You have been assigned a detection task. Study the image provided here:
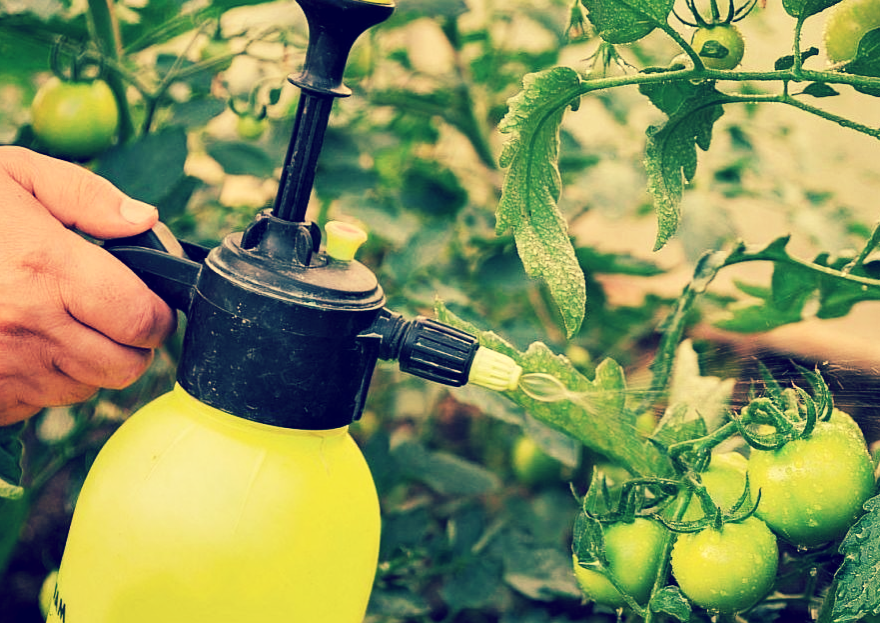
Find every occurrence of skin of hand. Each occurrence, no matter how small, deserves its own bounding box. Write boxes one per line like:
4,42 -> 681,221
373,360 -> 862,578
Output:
0,146 -> 176,424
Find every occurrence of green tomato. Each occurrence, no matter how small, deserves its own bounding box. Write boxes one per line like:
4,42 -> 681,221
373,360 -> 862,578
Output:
823,0 -> 880,63
747,416 -> 875,548
236,114 -> 267,140
511,435 -> 561,487
671,516 -> 778,613
31,77 -> 119,160
573,518 -> 667,607
691,24 -> 746,70
681,452 -> 749,521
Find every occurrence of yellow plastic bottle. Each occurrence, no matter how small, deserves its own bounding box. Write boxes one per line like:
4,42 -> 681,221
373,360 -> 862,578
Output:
46,384 -> 380,623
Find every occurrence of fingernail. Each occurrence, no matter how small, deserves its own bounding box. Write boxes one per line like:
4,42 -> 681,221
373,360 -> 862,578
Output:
120,198 -> 158,224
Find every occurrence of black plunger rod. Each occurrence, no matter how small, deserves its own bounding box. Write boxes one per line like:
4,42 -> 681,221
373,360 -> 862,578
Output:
272,0 -> 395,223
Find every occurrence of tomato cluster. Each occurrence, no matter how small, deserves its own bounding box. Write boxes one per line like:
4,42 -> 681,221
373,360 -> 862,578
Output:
573,395 -> 877,616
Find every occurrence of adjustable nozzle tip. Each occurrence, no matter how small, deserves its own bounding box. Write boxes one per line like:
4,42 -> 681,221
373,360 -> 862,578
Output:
468,347 -> 522,392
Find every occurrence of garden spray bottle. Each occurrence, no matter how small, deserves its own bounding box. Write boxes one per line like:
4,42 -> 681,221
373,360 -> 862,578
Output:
45,1 -> 522,621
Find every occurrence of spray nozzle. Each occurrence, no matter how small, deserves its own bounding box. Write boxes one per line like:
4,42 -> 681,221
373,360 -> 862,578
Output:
368,310 -> 521,391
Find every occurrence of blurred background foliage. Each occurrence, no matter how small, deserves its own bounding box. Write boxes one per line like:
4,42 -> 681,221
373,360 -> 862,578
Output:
1,0 -> 879,620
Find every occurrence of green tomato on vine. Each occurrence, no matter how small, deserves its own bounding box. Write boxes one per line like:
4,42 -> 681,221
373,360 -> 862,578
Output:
823,0 -> 880,63
671,516 -> 778,613
746,413 -> 875,548
31,77 -> 119,160
691,24 -> 746,69
573,517 -> 667,608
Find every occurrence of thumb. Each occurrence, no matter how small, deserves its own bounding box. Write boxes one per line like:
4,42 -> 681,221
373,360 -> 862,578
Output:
1,147 -> 159,239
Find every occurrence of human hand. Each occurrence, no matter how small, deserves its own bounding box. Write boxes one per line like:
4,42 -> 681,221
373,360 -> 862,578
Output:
0,147 -> 177,424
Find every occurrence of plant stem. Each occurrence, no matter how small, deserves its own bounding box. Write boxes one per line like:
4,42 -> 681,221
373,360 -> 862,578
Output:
87,0 -> 135,143
843,222 -> 880,274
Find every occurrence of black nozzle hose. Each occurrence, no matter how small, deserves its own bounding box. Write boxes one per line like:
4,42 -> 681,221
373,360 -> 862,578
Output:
272,0 -> 395,223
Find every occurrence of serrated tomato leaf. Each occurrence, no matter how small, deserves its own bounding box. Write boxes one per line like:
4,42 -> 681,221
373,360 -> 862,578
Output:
832,495 -> 880,622
497,67 -> 586,337
716,239 -> 880,333
580,0 -> 674,44
436,302 -> 673,477
650,586 -> 692,621
644,84 -> 729,250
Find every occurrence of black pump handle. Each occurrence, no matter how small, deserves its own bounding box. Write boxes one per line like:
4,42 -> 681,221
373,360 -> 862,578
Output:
272,0 -> 395,223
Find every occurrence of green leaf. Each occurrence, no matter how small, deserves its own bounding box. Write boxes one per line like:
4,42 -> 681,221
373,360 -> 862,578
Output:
95,127 -> 188,206
639,73 -> 703,116
802,83 -> 839,98
774,47 -> 820,70
571,506 -> 608,567
436,303 -> 673,477
716,239 -> 880,332
441,556 -> 505,611
497,67 -> 586,337
0,424 -> 24,500
580,0 -> 674,44
845,30 -> 880,97
205,140 -> 276,177
650,586 -> 692,621
504,546 -> 582,601
644,84 -> 728,250
392,439 -> 501,496
782,0 -> 842,19
832,495 -> 880,622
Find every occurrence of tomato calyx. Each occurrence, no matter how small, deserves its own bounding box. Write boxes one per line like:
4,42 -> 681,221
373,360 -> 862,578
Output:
674,0 -> 758,27
733,366 -> 833,451
655,469 -> 759,534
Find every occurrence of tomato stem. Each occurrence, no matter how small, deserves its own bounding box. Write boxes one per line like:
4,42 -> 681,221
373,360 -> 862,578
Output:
86,0 -> 134,143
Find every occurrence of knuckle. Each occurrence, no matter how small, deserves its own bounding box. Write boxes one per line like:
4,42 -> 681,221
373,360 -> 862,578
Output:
117,300 -> 168,347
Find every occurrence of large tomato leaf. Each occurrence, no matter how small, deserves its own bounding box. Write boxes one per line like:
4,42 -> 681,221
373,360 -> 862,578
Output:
782,0 -> 842,19
643,83 -> 729,250
715,238 -> 880,333
580,0 -> 675,44
831,495 -> 880,622
437,303 -> 673,477
496,67 -> 586,337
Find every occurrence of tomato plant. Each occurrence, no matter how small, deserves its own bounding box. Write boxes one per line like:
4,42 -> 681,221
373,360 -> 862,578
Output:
747,415 -> 876,548
4,0 -> 880,621
30,77 -> 118,160
573,518 -> 668,608
670,516 -> 778,613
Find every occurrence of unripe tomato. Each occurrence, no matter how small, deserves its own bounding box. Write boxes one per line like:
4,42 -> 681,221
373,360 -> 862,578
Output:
681,452 -> 749,521
671,516 -> 778,612
573,518 -> 667,607
511,435 -> 561,486
823,0 -> 880,63
236,114 -> 267,140
747,416 -> 875,548
691,24 -> 746,70
31,77 -> 119,160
